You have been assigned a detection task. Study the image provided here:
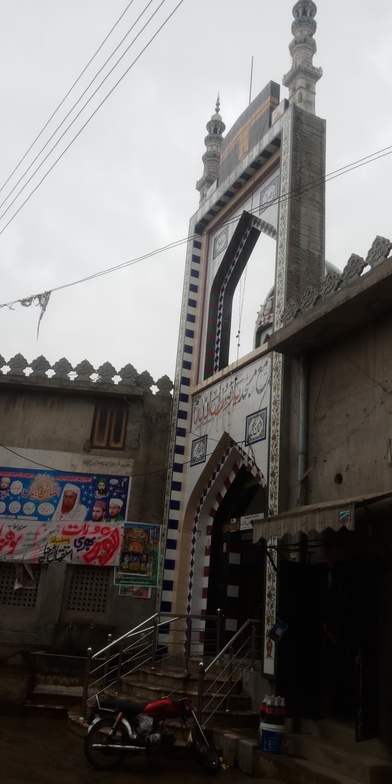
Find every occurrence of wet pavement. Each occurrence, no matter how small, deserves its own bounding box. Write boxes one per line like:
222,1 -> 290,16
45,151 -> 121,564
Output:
0,711 -> 281,784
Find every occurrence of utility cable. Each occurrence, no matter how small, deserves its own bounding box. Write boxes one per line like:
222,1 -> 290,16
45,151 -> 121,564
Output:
0,0 -> 137,196
0,0 -> 183,230
0,142 -> 390,309
0,0 -> 157,213
0,436 -> 232,478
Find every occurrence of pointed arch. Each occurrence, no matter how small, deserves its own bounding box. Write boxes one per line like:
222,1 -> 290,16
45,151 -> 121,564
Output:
185,435 -> 266,619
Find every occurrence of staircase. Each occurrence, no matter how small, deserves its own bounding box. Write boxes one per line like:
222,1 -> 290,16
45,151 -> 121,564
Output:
22,614 -> 392,783
116,661 -> 257,728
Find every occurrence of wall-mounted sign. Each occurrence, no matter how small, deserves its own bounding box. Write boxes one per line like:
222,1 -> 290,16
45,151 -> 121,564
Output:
114,523 -> 161,587
0,465 -> 131,565
0,519 -> 124,565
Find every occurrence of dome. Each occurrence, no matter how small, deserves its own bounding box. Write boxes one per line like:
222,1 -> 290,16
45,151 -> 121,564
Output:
254,260 -> 342,347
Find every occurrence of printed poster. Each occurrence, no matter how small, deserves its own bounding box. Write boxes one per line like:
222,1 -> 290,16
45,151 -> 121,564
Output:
0,520 -> 124,565
118,585 -> 151,599
0,466 -> 130,565
114,523 -> 160,587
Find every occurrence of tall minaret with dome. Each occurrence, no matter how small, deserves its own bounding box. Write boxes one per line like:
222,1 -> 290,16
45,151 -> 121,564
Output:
196,96 -> 226,202
283,0 -> 322,114
159,0 -> 327,679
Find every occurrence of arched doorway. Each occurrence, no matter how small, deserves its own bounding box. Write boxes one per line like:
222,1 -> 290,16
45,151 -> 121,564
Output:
204,464 -> 266,649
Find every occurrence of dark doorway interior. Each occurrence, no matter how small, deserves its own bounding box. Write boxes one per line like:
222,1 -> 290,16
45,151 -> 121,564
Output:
276,561 -> 327,718
276,556 -> 378,737
205,466 -> 265,651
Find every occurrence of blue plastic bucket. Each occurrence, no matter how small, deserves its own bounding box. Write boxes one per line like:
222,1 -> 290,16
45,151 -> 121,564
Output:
259,722 -> 284,754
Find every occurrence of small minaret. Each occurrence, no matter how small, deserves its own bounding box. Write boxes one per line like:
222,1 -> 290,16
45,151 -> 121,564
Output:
196,96 -> 226,203
282,0 -> 322,114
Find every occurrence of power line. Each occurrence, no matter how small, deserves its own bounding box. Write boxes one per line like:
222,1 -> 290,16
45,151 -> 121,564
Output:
0,0 -> 160,216
0,143 -> 390,309
0,0 -> 184,231
0,437 -> 229,479
0,0 -> 137,196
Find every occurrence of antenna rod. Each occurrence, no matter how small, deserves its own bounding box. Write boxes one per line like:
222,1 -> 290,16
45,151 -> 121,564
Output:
249,56 -> 254,105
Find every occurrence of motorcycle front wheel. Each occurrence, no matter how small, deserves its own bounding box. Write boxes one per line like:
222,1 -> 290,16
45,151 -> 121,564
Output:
84,717 -> 129,769
191,724 -> 220,775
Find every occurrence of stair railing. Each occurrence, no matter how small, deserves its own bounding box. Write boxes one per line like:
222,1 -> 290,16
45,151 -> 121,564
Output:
81,610 -> 223,718
197,618 -> 262,725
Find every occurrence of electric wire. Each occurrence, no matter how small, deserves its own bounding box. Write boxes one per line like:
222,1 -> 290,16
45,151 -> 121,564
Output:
0,0 -> 184,232
0,367 -> 389,506
0,0 -> 137,196
0,437 -> 230,478
0,0 -> 157,213
1,143 -> 390,308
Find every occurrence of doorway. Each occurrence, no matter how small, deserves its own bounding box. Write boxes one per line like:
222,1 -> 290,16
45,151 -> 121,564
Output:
276,557 -> 379,736
205,466 -> 265,650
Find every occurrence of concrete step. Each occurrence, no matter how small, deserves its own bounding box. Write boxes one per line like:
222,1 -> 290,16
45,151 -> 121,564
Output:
211,725 -> 363,784
120,676 -> 250,712
100,683 -> 256,730
301,718 -> 390,761
132,664 -> 242,692
286,731 -> 392,784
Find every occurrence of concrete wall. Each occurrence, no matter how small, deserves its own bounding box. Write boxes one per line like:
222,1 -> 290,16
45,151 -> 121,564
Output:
0,375 -> 172,661
276,302 -> 392,744
305,316 -> 392,504
285,106 -> 326,304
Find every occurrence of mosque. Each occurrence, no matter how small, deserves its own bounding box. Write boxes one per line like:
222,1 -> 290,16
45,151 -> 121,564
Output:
159,0 -> 392,749
160,0 -> 326,658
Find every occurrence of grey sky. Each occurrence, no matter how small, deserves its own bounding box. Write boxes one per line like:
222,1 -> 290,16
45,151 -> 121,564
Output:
0,0 -> 391,382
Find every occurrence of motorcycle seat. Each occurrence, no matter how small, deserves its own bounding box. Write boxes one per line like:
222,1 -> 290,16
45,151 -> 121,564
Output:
93,698 -> 148,718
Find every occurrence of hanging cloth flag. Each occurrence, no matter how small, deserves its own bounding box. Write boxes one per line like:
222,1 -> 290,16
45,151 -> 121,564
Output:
17,290 -> 52,338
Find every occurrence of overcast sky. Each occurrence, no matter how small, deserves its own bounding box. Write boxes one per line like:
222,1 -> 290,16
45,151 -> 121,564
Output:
0,0 -> 391,384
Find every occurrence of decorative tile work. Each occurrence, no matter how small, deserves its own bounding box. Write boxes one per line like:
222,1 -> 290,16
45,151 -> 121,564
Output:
213,227 -> 229,258
260,175 -> 280,215
274,111 -> 291,331
190,435 -> 208,466
245,408 -> 267,446
213,223 -> 254,372
213,216 -> 267,373
263,535 -> 278,676
267,111 -> 291,518
157,234 -> 202,613
159,119 -> 286,626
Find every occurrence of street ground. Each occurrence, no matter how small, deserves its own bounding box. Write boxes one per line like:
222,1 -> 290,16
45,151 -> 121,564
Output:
0,711 -> 283,784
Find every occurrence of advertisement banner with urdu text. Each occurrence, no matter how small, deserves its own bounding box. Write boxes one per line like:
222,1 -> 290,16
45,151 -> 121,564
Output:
0,466 -> 130,565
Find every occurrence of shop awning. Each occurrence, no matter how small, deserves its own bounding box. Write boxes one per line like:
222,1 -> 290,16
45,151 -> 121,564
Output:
252,492 -> 392,542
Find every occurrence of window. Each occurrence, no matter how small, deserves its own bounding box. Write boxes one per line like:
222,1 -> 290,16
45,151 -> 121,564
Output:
91,400 -> 128,449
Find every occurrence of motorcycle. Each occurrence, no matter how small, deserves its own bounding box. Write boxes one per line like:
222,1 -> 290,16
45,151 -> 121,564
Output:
84,691 -> 220,775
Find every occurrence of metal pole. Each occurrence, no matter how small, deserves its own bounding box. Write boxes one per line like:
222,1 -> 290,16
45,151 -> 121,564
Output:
197,662 -> 205,722
116,640 -> 124,693
251,624 -> 256,671
216,609 -> 222,657
185,617 -> 192,675
81,647 -> 93,719
226,646 -> 234,712
103,633 -> 112,688
151,617 -> 158,669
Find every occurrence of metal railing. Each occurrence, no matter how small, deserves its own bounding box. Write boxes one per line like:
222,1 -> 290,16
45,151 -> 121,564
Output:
197,619 -> 262,724
81,610 -> 224,718
81,612 -> 263,724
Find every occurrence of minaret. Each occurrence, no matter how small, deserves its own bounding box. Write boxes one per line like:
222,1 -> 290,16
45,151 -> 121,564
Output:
282,0 -> 322,114
196,96 -> 226,203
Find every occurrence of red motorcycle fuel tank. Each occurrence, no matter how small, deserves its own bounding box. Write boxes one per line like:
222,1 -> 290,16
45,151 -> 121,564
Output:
142,698 -> 182,718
